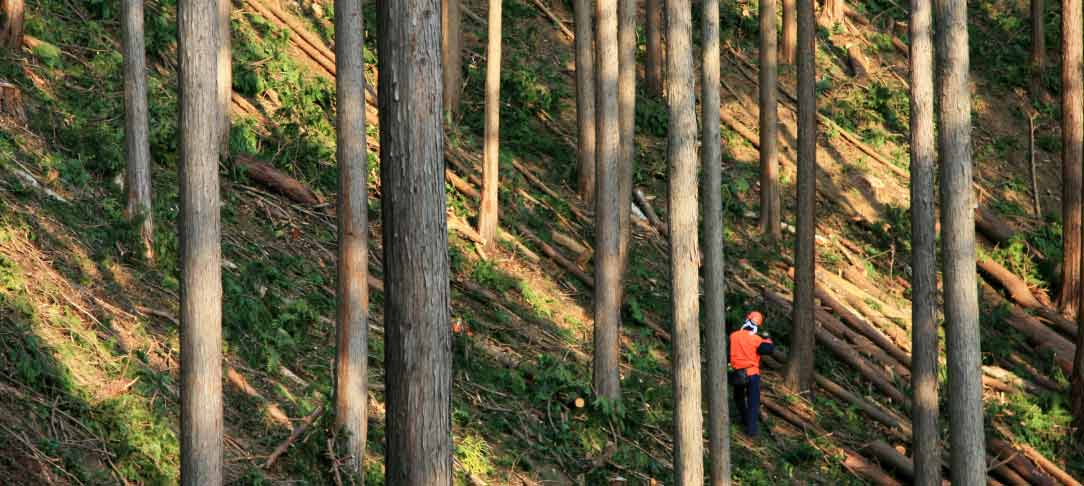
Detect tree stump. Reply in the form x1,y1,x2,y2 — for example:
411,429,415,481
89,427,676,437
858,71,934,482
0,81,25,122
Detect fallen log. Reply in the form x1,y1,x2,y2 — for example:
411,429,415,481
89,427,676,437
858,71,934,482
978,255,1045,309
0,80,25,122
983,366,1043,395
862,441,914,480
814,373,912,438
446,169,480,199
814,304,911,379
1006,352,1065,391
821,266,910,325
987,438,1057,486
633,188,668,235
976,205,1016,246
514,224,593,287
847,45,872,80
510,159,590,224
550,230,592,266
263,404,326,468
815,283,912,367
234,155,323,206
842,265,906,316
993,424,1083,486
980,281,1075,374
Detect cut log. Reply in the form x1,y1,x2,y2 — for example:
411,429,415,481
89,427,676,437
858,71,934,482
234,154,323,206
1006,353,1065,391
814,303,911,379
982,366,1043,394
814,373,912,438
977,255,1044,309
992,423,1084,486
842,265,905,314
975,205,1017,246
815,283,912,367
862,441,914,479
987,439,1057,486
847,45,872,80
446,168,481,199
0,80,25,122
514,224,593,287
633,188,668,235
263,404,325,468
821,266,910,324
510,159,590,223
980,281,1075,374
551,230,592,266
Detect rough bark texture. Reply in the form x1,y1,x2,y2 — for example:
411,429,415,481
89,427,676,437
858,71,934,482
377,0,453,480
758,0,781,240
478,0,502,245
645,0,663,96
334,0,368,474
936,0,987,479
234,155,323,205
910,0,940,481
574,0,596,203
783,0,816,395
1062,0,1083,320
0,0,23,50
593,0,622,402
122,0,154,262
668,0,703,480
782,0,796,64
701,0,730,481
821,0,845,26
217,0,231,157
178,0,223,481
442,0,462,115
617,0,635,293
1031,0,1044,74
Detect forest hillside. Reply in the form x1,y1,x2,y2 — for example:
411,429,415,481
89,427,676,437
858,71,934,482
0,0,1082,483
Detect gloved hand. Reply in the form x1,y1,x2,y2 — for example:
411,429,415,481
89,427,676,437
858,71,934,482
761,331,772,340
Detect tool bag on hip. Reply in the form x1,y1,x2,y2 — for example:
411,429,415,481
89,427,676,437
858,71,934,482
729,367,749,386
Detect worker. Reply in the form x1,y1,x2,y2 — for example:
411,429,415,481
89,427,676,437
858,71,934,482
729,310,775,437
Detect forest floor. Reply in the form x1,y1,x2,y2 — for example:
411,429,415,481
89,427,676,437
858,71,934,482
0,0,1082,483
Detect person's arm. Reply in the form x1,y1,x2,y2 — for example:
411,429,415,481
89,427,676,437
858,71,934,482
756,336,775,355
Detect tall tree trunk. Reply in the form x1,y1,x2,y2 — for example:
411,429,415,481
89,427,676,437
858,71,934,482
616,0,635,306
1031,0,1045,74
178,0,223,482
668,0,703,481
478,0,502,245
702,0,730,481
1062,0,1083,320
574,0,595,204
217,0,231,157
909,0,940,481
442,0,462,115
0,0,23,51
593,0,622,403
122,0,154,262
759,0,781,240
820,0,845,26
377,0,453,480
782,0,796,64
646,0,663,96
782,0,816,395
936,0,987,480
334,0,368,474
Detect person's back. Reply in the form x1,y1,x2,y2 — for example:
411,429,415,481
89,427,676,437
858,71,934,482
729,311,774,437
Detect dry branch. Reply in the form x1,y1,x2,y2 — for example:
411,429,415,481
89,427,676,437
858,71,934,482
263,404,325,468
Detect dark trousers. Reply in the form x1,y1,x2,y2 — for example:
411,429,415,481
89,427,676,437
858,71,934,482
733,373,761,437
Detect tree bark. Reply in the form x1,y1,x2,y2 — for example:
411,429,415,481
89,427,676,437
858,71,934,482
1031,0,1044,77
910,0,940,479
1061,0,1083,320
975,205,1017,246
178,0,223,481
981,282,1076,373
442,0,462,115
815,284,911,367
593,0,622,403
0,0,23,51
123,0,154,262
987,439,1057,486
759,0,781,240
783,0,816,395
701,0,729,481
233,155,323,205
617,0,635,304
478,0,502,246
782,0,796,64
821,0,846,26
377,0,453,480
334,0,368,474
574,0,596,204
217,0,231,157
645,0,663,96
936,0,986,476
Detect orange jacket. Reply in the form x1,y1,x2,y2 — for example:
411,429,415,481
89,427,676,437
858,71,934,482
729,329,774,376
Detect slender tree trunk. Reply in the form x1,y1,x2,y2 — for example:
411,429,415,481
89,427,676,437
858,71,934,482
377,0,453,480
178,0,223,481
0,0,24,51
217,0,231,156
668,0,703,481
478,0,502,245
759,0,781,240
593,0,622,403
1061,0,1083,320
574,0,596,204
909,0,940,481
782,0,816,395
782,0,796,64
334,0,368,474
122,0,154,262
1031,0,1045,73
442,0,462,115
702,0,730,481
646,0,663,96
616,0,635,302
936,0,987,480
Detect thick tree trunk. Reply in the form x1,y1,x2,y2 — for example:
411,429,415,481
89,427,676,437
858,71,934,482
783,0,816,395
574,0,596,204
936,0,987,478
593,0,622,402
377,0,453,480
178,0,223,481
1061,0,1083,320
910,0,939,480
333,0,368,474
821,0,845,26
668,0,703,481
701,0,729,481
217,0,231,157
758,0,781,240
616,0,635,301
645,0,663,96
0,0,23,51
782,0,796,64
478,0,502,245
122,0,154,262
442,0,462,115
1031,0,1044,76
